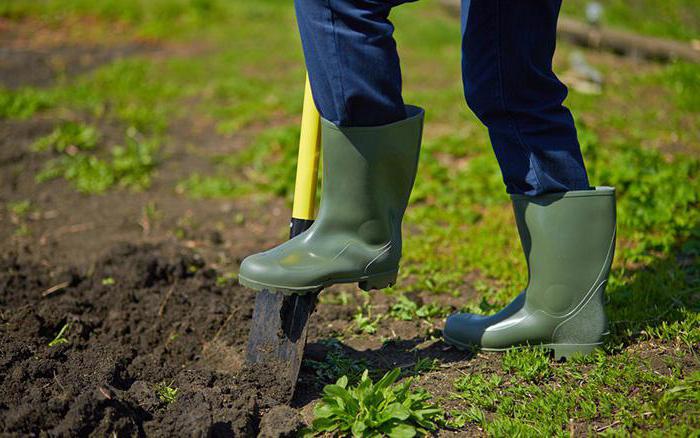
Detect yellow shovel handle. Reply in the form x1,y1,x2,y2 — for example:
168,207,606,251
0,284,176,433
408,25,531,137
291,74,321,221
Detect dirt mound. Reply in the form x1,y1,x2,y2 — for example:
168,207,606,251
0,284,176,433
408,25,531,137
0,243,296,436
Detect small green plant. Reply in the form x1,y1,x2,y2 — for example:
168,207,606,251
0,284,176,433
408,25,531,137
0,87,54,119
155,381,178,404
48,323,71,347
176,173,241,198
310,368,443,437
390,295,418,321
32,121,99,153
443,407,486,429
215,272,238,286
411,357,439,375
8,200,32,217
353,303,380,335
501,347,551,382
319,290,352,306
644,310,700,350
452,373,502,410
101,277,115,286
390,295,449,321
305,341,369,386
36,133,159,194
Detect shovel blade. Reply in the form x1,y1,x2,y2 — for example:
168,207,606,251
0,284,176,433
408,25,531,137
245,289,317,401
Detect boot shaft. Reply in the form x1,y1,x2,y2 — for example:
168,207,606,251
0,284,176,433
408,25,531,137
315,106,424,245
512,187,617,315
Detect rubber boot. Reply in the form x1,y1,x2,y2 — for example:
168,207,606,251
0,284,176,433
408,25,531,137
239,106,424,295
443,187,616,359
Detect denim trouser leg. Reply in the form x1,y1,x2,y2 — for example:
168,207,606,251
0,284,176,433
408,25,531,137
461,0,590,195
294,0,590,195
294,0,413,127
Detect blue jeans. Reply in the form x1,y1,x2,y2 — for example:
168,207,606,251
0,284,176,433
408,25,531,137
294,0,590,196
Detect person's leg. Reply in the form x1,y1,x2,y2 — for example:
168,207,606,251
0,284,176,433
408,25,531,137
240,0,425,294
443,1,615,359
460,0,589,196
294,0,413,126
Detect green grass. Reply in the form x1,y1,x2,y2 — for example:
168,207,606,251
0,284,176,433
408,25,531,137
0,87,54,119
389,295,450,321
36,131,160,194
562,0,700,41
2,0,699,435
0,0,239,39
451,349,699,435
304,339,370,387
31,121,99,153
7,200,32,217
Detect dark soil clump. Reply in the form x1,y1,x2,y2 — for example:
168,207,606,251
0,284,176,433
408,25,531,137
0,242,295,436
258,405,304,438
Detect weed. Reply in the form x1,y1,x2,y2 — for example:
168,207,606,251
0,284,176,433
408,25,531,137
48,323,71,347
176,174,241,199
411,357,439,375
101,277,115,286
501,347,552,382
389,294,449,321
309,368,443,437
443,407,486,429
644,310,700,350
13,224,30,237
179,125,303,201
155,381,178,404
140,201,162,234
7,200,32,218
353,302,380,335
305,339,368,386
215,272,238,286
36,133,159,193
0,87,54,119
319,290,352,306
32,122,99,153
452,373,502,410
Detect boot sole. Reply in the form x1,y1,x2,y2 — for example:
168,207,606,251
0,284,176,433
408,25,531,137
443,333,605,360
238,269,398,296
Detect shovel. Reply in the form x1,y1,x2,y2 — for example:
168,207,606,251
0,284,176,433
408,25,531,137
244,75,321,401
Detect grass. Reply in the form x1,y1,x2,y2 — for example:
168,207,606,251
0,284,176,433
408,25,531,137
35,129,160,194
561,0,700,41
31,121,99,153
389,295,450,321
353,301,381,336
450,348,699,435
304,339,369,386
0,87,55,119
2,0,698,435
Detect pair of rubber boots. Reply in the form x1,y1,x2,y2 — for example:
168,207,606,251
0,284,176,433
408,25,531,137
239,106,616,359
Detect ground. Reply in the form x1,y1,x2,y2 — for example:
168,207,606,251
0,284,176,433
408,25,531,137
0,0,698,436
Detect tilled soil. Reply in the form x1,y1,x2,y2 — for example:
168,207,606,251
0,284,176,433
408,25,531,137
0,243,294,436
0,20,474,436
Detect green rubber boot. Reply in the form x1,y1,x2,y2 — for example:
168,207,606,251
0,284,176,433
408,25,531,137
443,187,616,359
239,106,424,295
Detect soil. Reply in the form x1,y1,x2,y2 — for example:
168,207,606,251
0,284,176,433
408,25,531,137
0,23,472,436
2,16,694,438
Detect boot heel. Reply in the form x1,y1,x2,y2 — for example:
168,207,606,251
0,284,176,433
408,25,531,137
358,271,398,291
552,343,602,360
